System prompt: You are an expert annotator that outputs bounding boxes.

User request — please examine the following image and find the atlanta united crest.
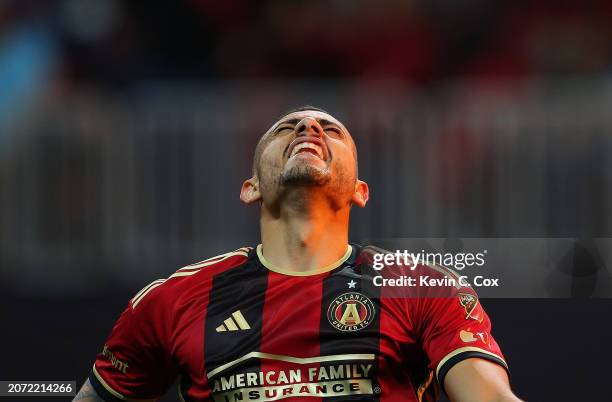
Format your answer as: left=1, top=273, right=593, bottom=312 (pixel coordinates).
left=327, top=292, right=376, bottom=332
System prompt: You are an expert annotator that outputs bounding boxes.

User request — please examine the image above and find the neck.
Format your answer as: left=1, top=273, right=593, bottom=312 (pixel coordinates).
left=260, top=190, right=351, bottom=274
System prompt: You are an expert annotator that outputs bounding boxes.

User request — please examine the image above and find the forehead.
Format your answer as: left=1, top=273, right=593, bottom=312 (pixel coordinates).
left=267, top=110, right=349, bottom=134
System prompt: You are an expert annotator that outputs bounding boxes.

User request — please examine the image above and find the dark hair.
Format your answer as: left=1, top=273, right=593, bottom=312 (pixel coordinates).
left=277, top=105, right=331, bottom=121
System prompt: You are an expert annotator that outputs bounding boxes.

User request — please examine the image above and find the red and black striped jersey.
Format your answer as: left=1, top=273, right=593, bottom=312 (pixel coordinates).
left=89, top=244, right=508, bottom=402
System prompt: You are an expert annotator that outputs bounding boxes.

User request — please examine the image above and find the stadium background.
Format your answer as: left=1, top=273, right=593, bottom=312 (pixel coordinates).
left=1, top=1, right=611, bottom=400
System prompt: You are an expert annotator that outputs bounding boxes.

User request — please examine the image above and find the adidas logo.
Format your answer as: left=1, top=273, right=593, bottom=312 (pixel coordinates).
left=216, top=310, right=251, bottom=332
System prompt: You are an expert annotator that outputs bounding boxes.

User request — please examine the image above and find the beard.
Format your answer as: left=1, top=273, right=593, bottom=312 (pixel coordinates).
left=280, top=163, right=331, bottom=186
left=257, top=157, right=356, bottom=211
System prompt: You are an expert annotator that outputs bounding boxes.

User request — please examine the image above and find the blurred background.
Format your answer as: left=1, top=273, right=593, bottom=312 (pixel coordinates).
left=0, top=0, right=611, bottom=400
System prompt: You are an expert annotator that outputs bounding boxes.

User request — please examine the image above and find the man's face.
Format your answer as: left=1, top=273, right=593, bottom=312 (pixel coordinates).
left=252, top=110, right=359, bottom=205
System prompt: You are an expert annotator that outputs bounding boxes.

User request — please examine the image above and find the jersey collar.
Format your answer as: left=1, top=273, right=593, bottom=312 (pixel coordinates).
left=256, top=244, right=353, bottom=276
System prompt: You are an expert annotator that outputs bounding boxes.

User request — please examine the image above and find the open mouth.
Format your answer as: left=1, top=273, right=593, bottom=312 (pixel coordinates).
left=289, top=142, right=324, bottom=159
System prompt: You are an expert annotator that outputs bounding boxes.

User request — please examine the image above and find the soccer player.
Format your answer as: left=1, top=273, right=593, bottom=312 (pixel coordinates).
left=75, top=107, right=521, bottom=401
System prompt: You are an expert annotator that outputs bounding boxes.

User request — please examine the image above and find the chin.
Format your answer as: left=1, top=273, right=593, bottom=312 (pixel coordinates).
left=280, top=165, right=331, bottom=186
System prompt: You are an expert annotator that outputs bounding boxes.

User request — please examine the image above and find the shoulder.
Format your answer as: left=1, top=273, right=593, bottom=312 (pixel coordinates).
left=130, top=246, right=253, bottom=310
left=356, top=244, right=472, bottom=296
left=353, top=244, right=388, bottom=265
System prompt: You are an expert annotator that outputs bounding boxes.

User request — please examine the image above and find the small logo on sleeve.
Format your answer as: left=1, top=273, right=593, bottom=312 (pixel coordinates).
left=459, top=329, right=489, bottom=345
left=216, top=310, right=251, bottom=332
left=457, top=293, right=481, bottom=321
left=327, top=292, right=375, bottom=332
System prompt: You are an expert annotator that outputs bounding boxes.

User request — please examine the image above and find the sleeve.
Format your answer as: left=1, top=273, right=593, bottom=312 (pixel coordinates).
left=88, top=283, right=178, bottom=401
left=417, top=274, right=509, bottom=392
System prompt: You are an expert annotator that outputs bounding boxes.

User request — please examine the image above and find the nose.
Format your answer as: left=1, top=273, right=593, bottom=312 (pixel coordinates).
left=295, top=117, right=323, bottom=137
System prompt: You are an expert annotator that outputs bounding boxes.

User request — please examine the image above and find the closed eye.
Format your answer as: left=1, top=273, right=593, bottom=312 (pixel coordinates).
left=274, top=125, right=294, bottom=135
left=324, top=126, right=343, bottom=138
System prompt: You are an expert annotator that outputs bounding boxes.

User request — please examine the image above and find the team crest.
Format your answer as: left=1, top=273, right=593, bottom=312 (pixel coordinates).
left=458, top=293, right=480, bottom=321
left=327, top=292, right=375, bottom=332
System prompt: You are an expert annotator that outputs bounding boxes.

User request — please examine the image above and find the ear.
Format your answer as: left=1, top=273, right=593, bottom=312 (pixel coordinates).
left=351, top=179, right=369, bottom=208
left=240, top=177, right=262, bottom=204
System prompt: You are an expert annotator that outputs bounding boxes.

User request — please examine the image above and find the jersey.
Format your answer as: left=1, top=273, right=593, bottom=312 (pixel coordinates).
left=89, top=244, right=508, bottom=402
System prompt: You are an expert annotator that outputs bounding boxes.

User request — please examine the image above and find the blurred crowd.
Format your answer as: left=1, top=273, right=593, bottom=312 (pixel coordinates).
left=2, top=0, right=612, bottom=90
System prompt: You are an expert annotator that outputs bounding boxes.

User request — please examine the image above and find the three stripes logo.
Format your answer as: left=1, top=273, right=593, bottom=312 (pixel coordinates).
left=216, top=310, right=251, bottom=332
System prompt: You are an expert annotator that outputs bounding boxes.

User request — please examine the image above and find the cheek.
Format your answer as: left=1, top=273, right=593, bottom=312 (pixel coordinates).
left=259, top=143, right=286, bottom=171
left=333, top=152, right=358, bottom=182
left=331, top=147, right=355, bottom=169
left=259, top=144, right=283, bottom=177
